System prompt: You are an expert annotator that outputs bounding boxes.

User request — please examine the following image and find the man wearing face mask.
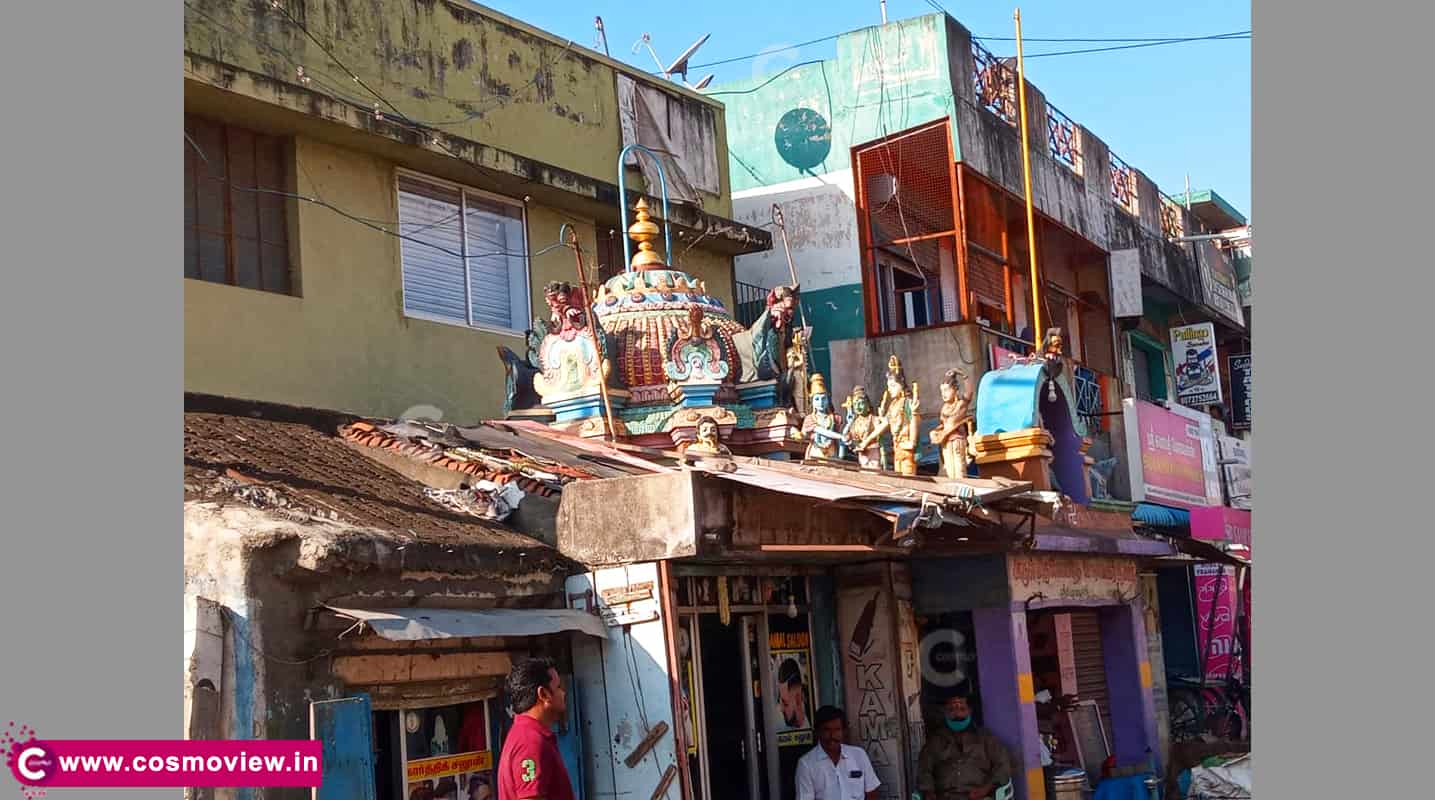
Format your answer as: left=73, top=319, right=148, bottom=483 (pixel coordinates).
left=916, top=692, right=1011, bottom=800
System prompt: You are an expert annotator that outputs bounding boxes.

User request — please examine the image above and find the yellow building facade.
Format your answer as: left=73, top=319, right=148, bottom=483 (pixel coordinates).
left=184, top=0, right=767, bottom=421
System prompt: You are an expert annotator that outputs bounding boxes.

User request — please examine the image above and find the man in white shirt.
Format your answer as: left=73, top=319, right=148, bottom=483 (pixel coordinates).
left=796, top=706, right=881, bottom=800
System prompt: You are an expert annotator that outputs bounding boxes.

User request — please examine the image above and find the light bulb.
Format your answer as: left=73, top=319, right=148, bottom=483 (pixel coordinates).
left=786, top=595, right=798, bottom=619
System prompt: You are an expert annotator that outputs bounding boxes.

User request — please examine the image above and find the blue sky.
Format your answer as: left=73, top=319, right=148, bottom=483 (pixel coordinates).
left=480, top=0, right=1251, bottom=218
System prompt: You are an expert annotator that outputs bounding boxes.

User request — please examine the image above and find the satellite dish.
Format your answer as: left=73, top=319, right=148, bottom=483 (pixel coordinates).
left=690, top=74, right=715, bottom=90
left=665, top=33, right=711, bottom=79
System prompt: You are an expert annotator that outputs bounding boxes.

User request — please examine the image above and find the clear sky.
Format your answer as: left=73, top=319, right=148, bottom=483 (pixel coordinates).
left=478, top=0, right=1251, bottom=218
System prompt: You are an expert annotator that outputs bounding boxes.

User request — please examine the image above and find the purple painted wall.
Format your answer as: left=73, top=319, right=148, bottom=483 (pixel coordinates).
left=1098, top=604, right=1160, bottom=769
left=973, top=608, right=1043, bottom=800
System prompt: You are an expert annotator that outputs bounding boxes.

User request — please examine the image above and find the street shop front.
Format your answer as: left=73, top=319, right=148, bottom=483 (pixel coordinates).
left=549, top=449, right=1168, bottom=800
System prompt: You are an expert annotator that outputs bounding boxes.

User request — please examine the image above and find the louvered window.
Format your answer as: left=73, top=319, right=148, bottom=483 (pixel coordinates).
left=397, top=172, right=530, bottom=332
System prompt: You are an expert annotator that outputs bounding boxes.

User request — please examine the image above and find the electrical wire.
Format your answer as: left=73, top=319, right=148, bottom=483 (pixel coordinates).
left=1020, top=32, right=1249, bottom=59
left=185, top=133, right=566, bottom=262
left=679, top=21, right=1250, bottom=72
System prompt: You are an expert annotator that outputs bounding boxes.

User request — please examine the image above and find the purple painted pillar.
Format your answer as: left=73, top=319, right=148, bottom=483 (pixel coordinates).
left=973, top=608, right=1046, bottom=800
left=1099, top=603, right=1160, bottom=769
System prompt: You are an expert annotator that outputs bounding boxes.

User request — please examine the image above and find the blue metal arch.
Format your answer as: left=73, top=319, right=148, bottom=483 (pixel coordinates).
left=616, top=144, right=672, bottom=272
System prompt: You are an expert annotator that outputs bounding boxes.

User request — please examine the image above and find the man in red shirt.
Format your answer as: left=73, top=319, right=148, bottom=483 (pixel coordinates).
left=498, top=657, right=575, bottom=800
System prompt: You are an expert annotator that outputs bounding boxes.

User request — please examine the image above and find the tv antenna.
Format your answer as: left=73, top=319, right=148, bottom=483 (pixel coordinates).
left=632, top=32, right=715, bottom=90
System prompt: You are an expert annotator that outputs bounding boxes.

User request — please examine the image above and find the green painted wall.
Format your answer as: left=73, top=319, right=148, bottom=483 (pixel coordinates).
left=800, top=283, right=867, bottom=381
left=714, top=13, right=956, bottom=194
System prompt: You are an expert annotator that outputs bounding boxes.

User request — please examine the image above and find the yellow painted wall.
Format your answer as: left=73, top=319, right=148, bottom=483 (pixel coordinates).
left=185, top=136, right=614, bottom=423
left=183, top=0, right=731, bottom=217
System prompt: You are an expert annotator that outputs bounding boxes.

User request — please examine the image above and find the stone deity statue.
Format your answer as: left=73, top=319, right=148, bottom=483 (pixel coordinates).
left=799, top=373, right=841, bottom=461
left=684, top=415, right=731, bottom=456
left=929, top=368, right=975, bottom=480
left=878, top=356, right=920, bottom=476
left=842, top=385, right=884, bottom=470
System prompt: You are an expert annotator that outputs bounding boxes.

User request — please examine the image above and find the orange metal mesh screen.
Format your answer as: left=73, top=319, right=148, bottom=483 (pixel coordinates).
left=855, top=122, right=956, bottom=248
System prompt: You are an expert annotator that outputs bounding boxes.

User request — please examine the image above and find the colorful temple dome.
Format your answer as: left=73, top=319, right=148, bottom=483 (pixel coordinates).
left=515, top=196, right=798, bottom=455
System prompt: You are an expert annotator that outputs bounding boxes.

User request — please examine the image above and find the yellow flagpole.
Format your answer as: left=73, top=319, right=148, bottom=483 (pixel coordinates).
left=1014, top=8, right=1042, bottom=349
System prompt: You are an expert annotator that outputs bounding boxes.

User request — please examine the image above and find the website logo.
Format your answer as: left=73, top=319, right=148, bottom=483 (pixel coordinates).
left=3, top=723, right=50, bottom=799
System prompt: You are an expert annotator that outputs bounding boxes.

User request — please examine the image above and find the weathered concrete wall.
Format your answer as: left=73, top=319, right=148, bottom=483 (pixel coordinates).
left=185, top=502, right=568, bottom=799
left=732, top=171, right=866, bottom=380
left=715, top=14, right=956, bottom=194
left=566, top=564, right=680, bottom=800
left=183, top=0, right=731, bottom=217
left=184, top=133, right=609, bottom=423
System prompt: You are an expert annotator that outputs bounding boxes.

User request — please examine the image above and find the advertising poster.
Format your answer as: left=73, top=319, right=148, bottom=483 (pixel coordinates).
left=404, top=702, right=494, bottom=800
left=1193, top=564, right=1240, bottom=683
left=1217, top=436, right=1252, bottom=510
left=1228, top=355, right=1252, bottom=430
left=1197, top=240, right=1244, bottom=327
left=769, top=627, right=816, bottom=747
left=1170, top=322, right=1222, bottom=406
left=1123, top=399, right=1222, bottom=509
left=837, top=584, right=901, bottom=800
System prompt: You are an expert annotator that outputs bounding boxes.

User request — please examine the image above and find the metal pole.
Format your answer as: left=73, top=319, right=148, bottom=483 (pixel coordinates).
left=1014, top=9, right=1042, bottom=349
left=562, top=224, right=619, bottom=442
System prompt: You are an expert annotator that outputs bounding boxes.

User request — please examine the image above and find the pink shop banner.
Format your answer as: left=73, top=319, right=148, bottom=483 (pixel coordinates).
left=1122, top=399, right=1220, bottom=509
left=1193, top=564, right=1240, bottom=683
left=1190, top=506, right=1252, bottom=552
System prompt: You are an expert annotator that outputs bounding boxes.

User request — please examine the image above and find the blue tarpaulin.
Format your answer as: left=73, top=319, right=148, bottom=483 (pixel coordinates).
left=1132, top=502, right=1190, bottom=530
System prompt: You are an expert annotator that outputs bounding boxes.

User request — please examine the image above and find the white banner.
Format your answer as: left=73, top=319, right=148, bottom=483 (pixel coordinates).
left=1110, top=248, right=1144, bottom=318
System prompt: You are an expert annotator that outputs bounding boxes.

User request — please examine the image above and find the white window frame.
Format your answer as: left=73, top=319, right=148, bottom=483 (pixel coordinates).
left=394, top=168, right=532, bottom=337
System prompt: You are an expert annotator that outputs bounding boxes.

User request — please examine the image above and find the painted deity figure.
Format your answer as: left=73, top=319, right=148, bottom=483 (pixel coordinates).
left=842, top=385, right=884, bottom=470
left=929, top=368, right=975, bottom=480
left=878, top=356, right=920, bottom=476
left=799, top=373, right=841, bottom=461
left=750, top=285, right=801, bottom=407
left=543, top=281, right=588, bottom=339
left=786, top=329, right=808, bottom=413
left=685, top=415, right=731, bottom=456
left=1035, top=327, right=1064, bottom=402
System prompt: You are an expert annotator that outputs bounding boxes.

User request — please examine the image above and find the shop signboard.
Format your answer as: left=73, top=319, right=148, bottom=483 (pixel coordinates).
left=403, top=702, right=495, bottom=800
left=1190, top=506, right=1252, bottom=551
left=1122, top=399, right=1223, bottom=510
left=1170, top=322, right=1222, bottom=406
left=1197, top=240, right=1244, bottom=328
left=1217, top=436, right=1252, bottom=510
left=837, top=584, right=901, bottom=800
left=1228, top=355, right=1252, bottom=430
left=1007, top=554, right=1138, bottom=604
left=1192, top=564, right=1240, bottom=683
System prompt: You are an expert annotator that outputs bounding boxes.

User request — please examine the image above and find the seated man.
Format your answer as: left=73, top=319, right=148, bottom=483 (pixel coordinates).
left=917, top=692, right=1012, bottom=800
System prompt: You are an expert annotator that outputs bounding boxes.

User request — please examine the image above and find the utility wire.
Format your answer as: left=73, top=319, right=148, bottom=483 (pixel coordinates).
left=1020, top=32, right=1249, bottom=59
left=682, top=24, right=1249, bottom=72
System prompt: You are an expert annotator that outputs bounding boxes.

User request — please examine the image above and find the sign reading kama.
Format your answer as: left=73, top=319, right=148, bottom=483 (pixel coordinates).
left=1123, top=398, right=1222, bottom=509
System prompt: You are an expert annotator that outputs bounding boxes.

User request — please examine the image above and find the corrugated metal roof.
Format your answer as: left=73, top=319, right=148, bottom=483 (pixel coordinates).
left=324, top=606, right=609, bottom=640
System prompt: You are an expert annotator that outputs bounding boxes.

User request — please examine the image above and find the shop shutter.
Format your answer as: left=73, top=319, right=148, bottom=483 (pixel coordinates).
left=1070, top=611, right=1114, bottom=744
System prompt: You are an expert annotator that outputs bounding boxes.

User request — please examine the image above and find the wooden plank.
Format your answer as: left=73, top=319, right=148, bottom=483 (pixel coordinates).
left=623, top=720, right=671, bottom=768
left=332, top=652, right=512, bottom=685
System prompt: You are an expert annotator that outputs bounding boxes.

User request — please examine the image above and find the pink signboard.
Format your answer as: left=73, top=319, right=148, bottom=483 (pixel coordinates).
left=1190, top=506, right=1252, bottom=552
left=990, top=342, right=1024, bottom=371
left=1122, top=399, right=1219, bottom=509
left=1193, top=563, right=1240, bottom=682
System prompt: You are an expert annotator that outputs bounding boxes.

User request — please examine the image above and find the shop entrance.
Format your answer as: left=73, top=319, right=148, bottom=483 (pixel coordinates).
left=675, top=575, right=817, bottom=800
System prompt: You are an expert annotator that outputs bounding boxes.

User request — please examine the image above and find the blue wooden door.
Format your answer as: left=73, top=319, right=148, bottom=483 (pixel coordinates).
left=311, top=694, right=377, bottom=800
left=554, top=674, right=585, bottom=800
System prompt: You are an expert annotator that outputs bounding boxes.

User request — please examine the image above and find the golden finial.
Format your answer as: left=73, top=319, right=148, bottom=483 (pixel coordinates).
left=627, top=198, right=667, bottom=270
